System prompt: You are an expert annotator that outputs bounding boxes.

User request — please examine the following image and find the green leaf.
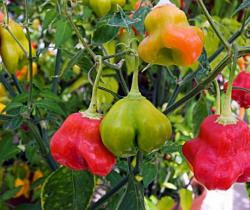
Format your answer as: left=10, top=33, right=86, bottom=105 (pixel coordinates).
left=0, top=188, right=21, bottom=202
left=41, top=167, right=94, bottom=210
left=118, top=175, right=145, bottom=210
left=55, top=19, right=72, bottom=47
left=35, top=99, right=66, bottom=116
left=43, top=9, right=57, bottom=30
left=92, top=25, right=119, bottom=44
left=142, top=162, right=157, bottom=187
left=192, top=95, right=209, bottom=136
left=179, top=189, right=193, bottom=210
left=156, top=196, right=175, bottom=210
left=0, top=137, right=20, bottom=164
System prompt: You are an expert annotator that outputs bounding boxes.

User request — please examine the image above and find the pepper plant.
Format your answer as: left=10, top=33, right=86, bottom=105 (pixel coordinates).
left=0, top=0, right=249, bottom=210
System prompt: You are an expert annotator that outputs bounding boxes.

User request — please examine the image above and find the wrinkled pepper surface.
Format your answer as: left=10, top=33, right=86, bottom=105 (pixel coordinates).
left=50, top=112, right=116, bottom=176
left=138, top=3, right=204, bottom=66
left=101, top=93, right=172, bottom=157
left=182, top=114, right=250, bottom=190
left=224, top=71, right=250, bottom=108
left=0, top=18, right=30, bottom=74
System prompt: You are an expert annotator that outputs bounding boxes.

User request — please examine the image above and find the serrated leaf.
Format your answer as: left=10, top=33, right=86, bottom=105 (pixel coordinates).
left=118, top=175, right=145, bottom=210
left=55, top=19, right=72, bottom=47
left=0, top=137, right=20, bottom=164
left=43, top=9, right=57, bottom=30
left=41, top=167, right=94, bottom=210
left=92, top=25, right=119, bottom=44
left=179, top=189, right=192, bottom=210
left=192, top=96, right=209, bottom=136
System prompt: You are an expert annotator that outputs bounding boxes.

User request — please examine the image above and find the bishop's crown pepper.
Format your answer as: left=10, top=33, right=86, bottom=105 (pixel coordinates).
left=138, top=2, right=204, bottom=66
left=0, top=13, right=34, bottom=74
left=100, top=70, right=172, bottom=157
left=50, top=56, right=116, bottom=176
left=182, top=114, right=250, bottom=190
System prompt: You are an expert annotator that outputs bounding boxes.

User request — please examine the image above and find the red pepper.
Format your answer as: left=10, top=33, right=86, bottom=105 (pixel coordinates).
left=50, top=112, right=116, bottom=176
left=182, top=114, right=250, bottom=190
left=224, top=71, right=250, bottom=108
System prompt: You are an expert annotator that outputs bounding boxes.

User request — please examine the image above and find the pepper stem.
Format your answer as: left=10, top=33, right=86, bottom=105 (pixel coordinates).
left=217, top=47, right=238, bottom=125
left=128, top=69, right=142, bottom=98
left=214, top=80, right=221, bottom=115
left=84, top=56, right=103, bottom=118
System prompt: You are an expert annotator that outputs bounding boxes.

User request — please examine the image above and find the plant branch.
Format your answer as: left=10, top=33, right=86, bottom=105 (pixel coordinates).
left=51, top=49, right=62, bottom=93
left=64, top=6, right=96, bottom=61
left=165, top=46, right=250, bottom=114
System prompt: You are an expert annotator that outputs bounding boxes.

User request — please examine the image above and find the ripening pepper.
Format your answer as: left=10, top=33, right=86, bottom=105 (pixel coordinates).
left=89, top=0, right=125, bottom=17
left=224, top=71, right=250, bottom=108
left=138, top=3, right=204, bottom=66
left=101, top=93, right=172, bottom=157
left=16, top=62, right=38, bottom=81
left=0, top=18, right=31, bottom=74
left=50, top=112, right=116, bottom=176
left=182, top=114, right=250, bottom=190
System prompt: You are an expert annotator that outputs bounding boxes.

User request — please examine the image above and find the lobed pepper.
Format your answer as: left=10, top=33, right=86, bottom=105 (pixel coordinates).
left=0, top=16, right=33, bottom=74
left=50, top=112, right=116, bottom=176
left=138, top=3, right=204, bottom=66
left=101, top=93, right=172, bottom=157
left=182, top=114, right=250, bottom=190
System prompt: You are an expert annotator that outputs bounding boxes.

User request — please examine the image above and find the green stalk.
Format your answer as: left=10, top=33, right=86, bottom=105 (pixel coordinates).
left=214, top=80, right=221, bottom=115
left=197, top=0, right=231, bottom=52
left=84, top=56, right=103, bottom=118
left=128, top=69, right=142, bottom=98
left=217, top=46, right=238, bottom=124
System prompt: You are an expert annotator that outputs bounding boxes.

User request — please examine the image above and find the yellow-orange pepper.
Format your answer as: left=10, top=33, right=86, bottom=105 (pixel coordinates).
left=138, top=3, right=204, bottom=66
left=16, top=62, right=38, bottom=81
left=0, top=14, right=35, bottom=74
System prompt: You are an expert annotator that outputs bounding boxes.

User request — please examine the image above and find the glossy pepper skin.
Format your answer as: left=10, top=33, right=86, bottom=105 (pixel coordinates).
left=101, top=95, right=172, bottom=157
left=224, top=72, right=250, bottom=108
left=138, top=3, right=204, bottom=66
left=89, top=0, right=125, bottom=17
left=182, top=114, right=250, bottom=190
left=50, top=112, right=116, bottom=176
left=0, top=19, right=30, bottom=74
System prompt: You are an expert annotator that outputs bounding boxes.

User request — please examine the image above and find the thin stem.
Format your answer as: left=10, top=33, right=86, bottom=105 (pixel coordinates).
left=24, top=0, right=34, bottom=109
left=217, top=45, right=238, bottom=123
left=26, top=121, right=57, bottom=170
left=197, top=0, right=231, bottom=51
left=135, top=151, right=143, bottom=175
left=86, top=56, right=103, bottom=114
left=51, top=49, right=62, bottom=93
left=11, top=74, right=23, bottom=94
left=64, top=6, right=96, bottom=60
left=118, top=69, right=129, bottom=94
left=0, top=72, right=16, bottom=97
left=130, top=69, right=139, bottom=93
left=214, top=80, right=220, bottom=115
left=102, top=50, right=130, bottom=60
left=88, top=176, right=129, bottom=210
left=165, top=46, right=250, bottom=114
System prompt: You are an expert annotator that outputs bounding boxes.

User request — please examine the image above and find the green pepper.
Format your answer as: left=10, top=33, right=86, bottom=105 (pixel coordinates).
left=100, top=70, right=172, bottom=157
